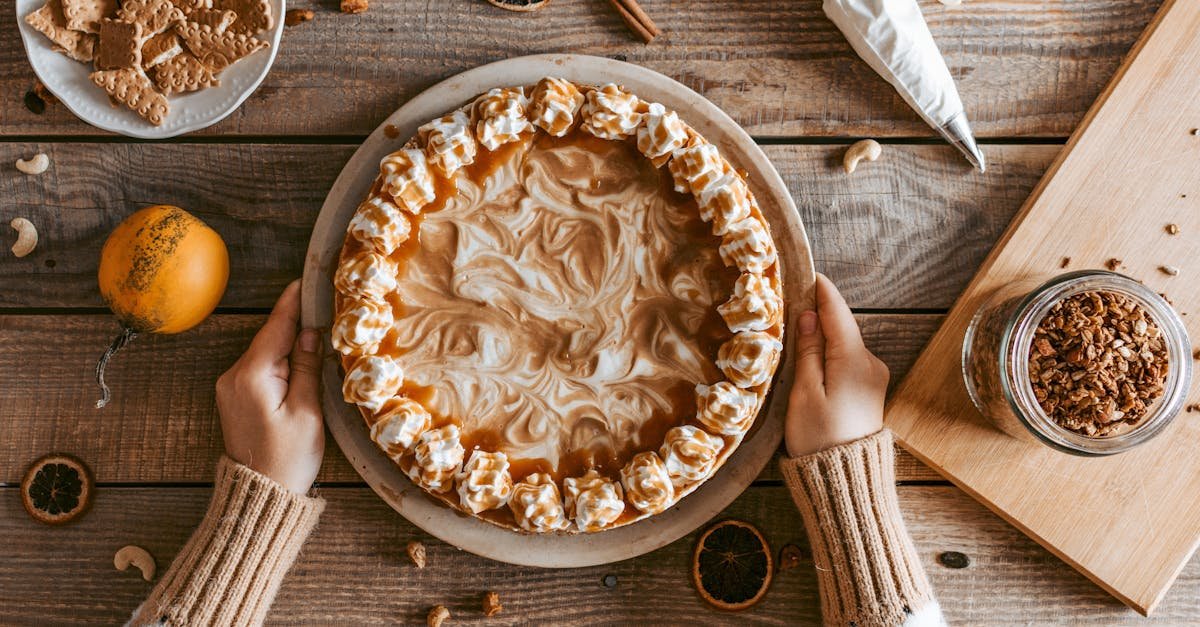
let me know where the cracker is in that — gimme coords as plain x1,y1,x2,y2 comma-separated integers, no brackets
118,0,186,35
141,30,183,68
176,20,267,71
25,0,97,62
90,68,169,125
213,0,272,36
95,18,143,70
61,0,117,33
189,8,237,32
152,52,220,94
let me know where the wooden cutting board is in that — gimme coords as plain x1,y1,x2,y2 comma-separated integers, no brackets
885,0,1200,616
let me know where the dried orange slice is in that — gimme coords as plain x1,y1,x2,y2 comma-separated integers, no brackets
484,0,549,11
21,454,94,525
692,519,773,611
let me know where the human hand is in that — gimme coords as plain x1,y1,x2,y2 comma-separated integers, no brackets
785,273,889,458
216,280,325,493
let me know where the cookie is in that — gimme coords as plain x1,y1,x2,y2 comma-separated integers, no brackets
95,18,144,70
152,52,220,94
213,0,272,35
90,68,169,125
25,0,97,62
189,7,237,32
118,0,186,35
176,20,267,71
141,29,182,68
61,0,117,33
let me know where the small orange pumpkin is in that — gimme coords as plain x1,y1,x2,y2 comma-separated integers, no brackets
95,205,229,407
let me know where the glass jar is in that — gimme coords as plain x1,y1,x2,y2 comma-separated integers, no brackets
962,270,1192,456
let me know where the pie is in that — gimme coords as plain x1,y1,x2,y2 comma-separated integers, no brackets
332,77,785,533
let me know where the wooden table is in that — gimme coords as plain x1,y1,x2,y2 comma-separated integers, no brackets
1,0,1194,623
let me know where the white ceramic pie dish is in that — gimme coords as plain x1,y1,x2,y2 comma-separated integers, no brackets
15,0,284,138
302,54,816,567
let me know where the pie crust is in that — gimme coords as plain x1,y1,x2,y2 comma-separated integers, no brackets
333,77,784,533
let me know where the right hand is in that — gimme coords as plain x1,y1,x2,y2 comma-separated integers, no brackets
784,274,890,458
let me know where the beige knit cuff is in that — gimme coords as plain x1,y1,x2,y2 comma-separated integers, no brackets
130,456,325,627
780,430,936,627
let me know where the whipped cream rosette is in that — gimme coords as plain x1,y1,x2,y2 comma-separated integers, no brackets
407,424,465,493
720,215,778,274
334,249,398,301
636,102,687,166
528,77,584,137
509,472,571,532
457,450,515,514
349,196,412,256
660,425,724,485
370,397,431,457
718,273,784,333
718,331,784,389
580,83,642,139
379,148,436,213
335,77,785,533
475,87,531,150
331,296,392,356
563,469,625,532
342,354,403,413
620,451,676,514
695,381,759,435
419,110,477,177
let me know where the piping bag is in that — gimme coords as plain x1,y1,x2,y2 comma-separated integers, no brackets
824,0,985,171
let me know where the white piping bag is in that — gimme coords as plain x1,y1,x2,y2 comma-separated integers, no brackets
824,0,985,171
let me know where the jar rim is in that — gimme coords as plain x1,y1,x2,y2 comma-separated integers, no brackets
996,270,1192,456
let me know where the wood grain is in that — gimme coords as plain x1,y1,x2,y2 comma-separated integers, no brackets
888,0,1200,614
0,142,1058,310
1,484,1196,625
0,314,942,485
0,0,1159,137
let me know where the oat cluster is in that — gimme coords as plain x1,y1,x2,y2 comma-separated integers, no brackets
1029,291,1168,436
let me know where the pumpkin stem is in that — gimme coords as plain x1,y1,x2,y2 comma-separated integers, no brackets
95,327,138,409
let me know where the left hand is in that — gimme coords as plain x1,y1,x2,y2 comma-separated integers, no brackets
216,280,325,494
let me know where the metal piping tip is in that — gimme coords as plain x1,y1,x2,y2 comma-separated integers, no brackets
937,111,986,172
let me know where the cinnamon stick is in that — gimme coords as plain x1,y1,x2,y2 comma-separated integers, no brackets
606,0,660,44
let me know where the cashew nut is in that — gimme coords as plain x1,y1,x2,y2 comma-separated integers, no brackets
427,605,450,627
10,218,37,258
842,139,882,174
114,545,156,581
15,153,49,175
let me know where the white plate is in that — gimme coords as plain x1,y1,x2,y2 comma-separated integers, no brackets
302,54,816,567
15,0,283,138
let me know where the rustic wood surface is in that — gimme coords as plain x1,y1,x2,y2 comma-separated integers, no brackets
3,485,1199,625
0,0,1161,137
1,0,1188,622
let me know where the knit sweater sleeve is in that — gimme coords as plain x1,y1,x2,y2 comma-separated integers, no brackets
780,429,944,627
129,456,326,627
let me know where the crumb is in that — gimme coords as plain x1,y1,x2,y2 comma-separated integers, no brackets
1060,256,1071,269
341,0,368,13
1160,265,1180,277
1166,223,1180,235
1105,258,1122,271
285,8,314,25
1187,403,1200,413
482,591,502,617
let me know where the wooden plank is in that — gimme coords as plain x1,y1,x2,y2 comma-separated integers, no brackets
887,0,1200,615
0,484,1196,624
0,142,1058,310
0,0,1159,137
0,314,943,485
